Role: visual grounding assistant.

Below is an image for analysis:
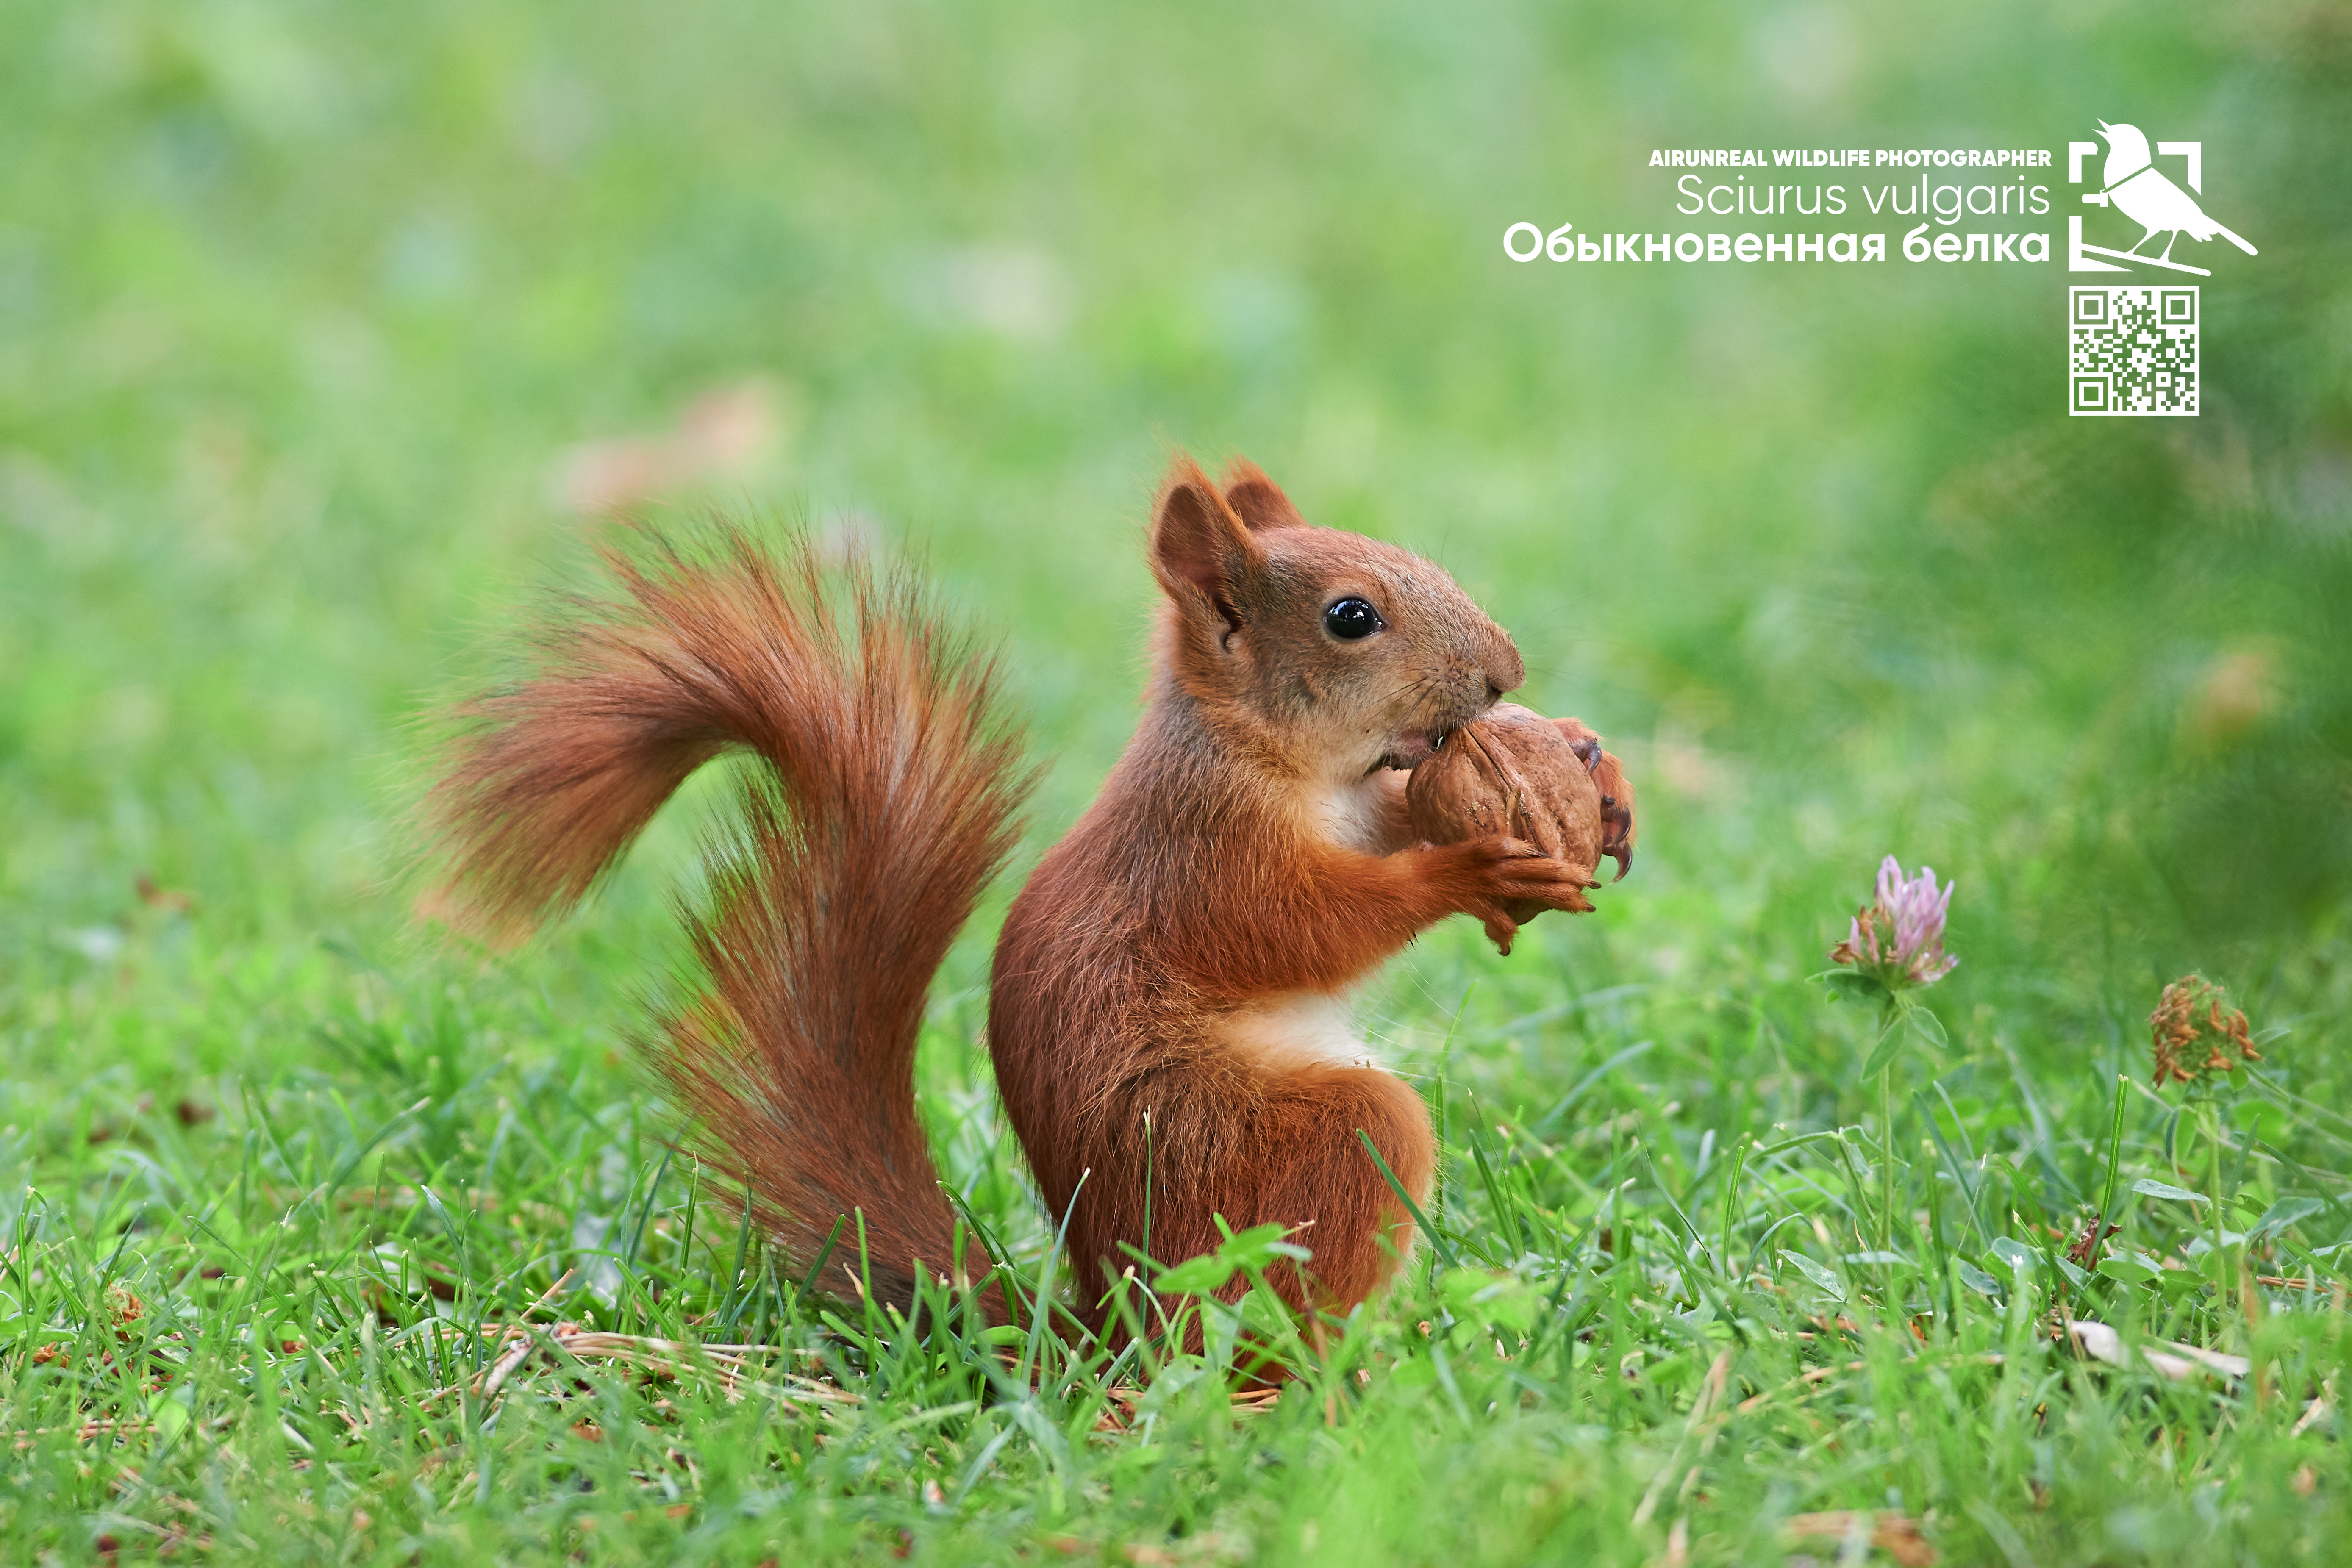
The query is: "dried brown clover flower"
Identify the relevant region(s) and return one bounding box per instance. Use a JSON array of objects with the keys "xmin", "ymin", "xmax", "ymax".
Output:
[
  {"xmin": 2149, "ymin": 975, "xmax": 2259, "ymax": 1088},
  {"xmin": 2065, "ymin": 1217, "xmax": 2119, "ymax": 1267}
]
